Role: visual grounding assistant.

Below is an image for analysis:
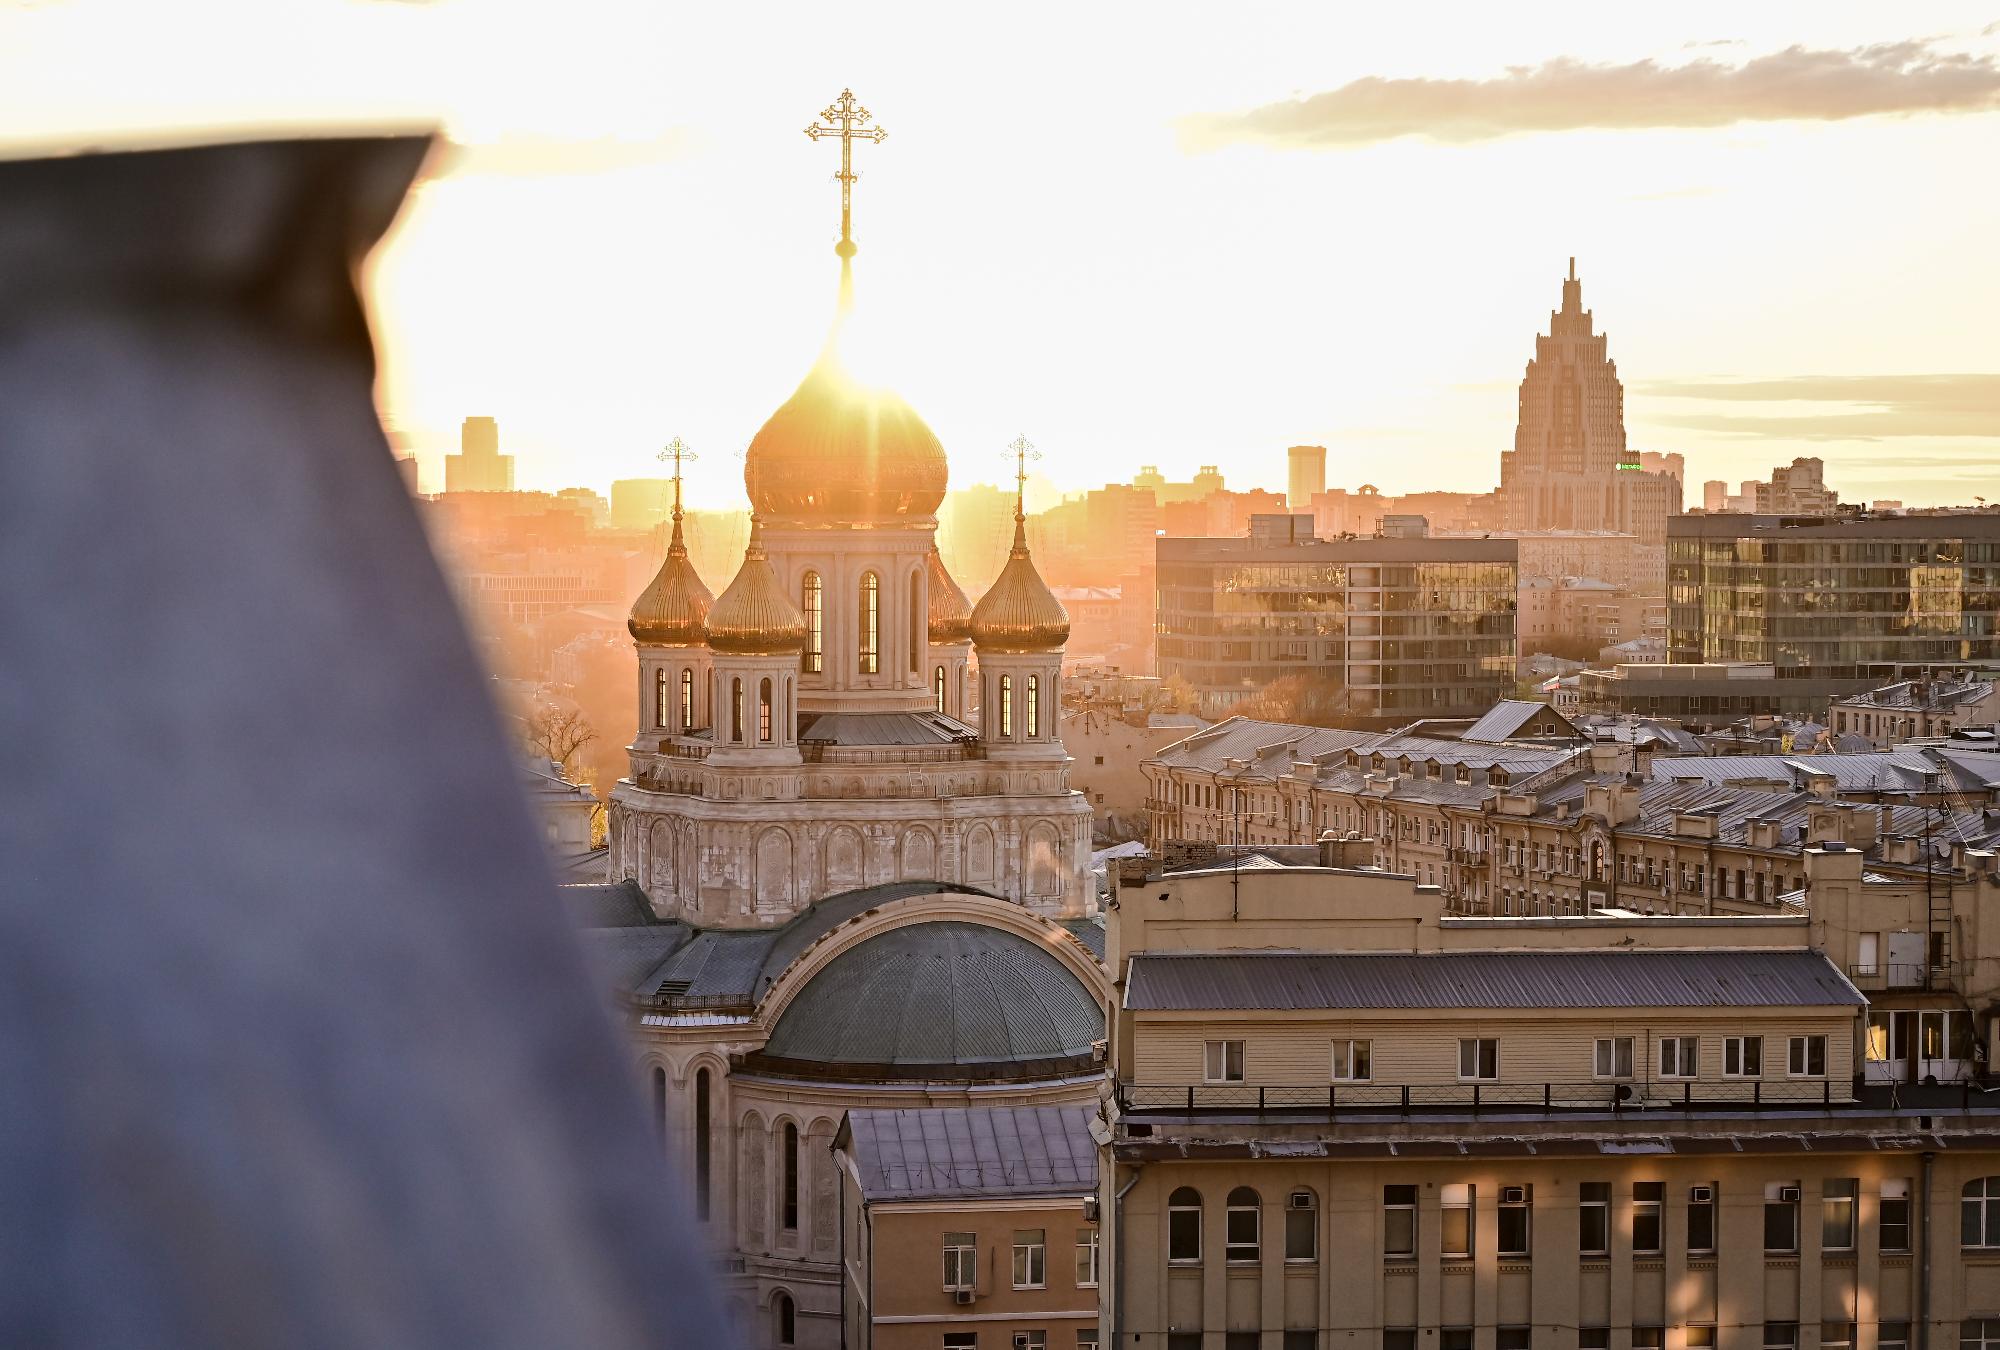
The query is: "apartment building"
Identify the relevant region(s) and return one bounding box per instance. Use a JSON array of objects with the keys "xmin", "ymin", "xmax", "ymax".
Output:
[
  {"xmin": 1830, "ymin": 681, "xmax": 2000, "ymax": 749},
  {"xmin": 1097, "ymin": 858, "xmax": 2000, "ymax": 1350},
  {"xmin": 836, "ymin": 1105, "xmax": 1100, "ymax": 1350}
]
